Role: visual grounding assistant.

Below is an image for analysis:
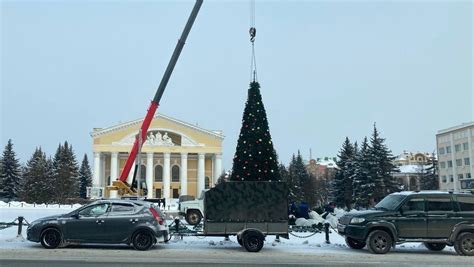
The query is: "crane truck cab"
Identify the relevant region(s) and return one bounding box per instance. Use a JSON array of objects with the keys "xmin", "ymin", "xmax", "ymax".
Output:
[{"xmin": 179, "ymin": 190, "xmax": 207, "ymax": 225}]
